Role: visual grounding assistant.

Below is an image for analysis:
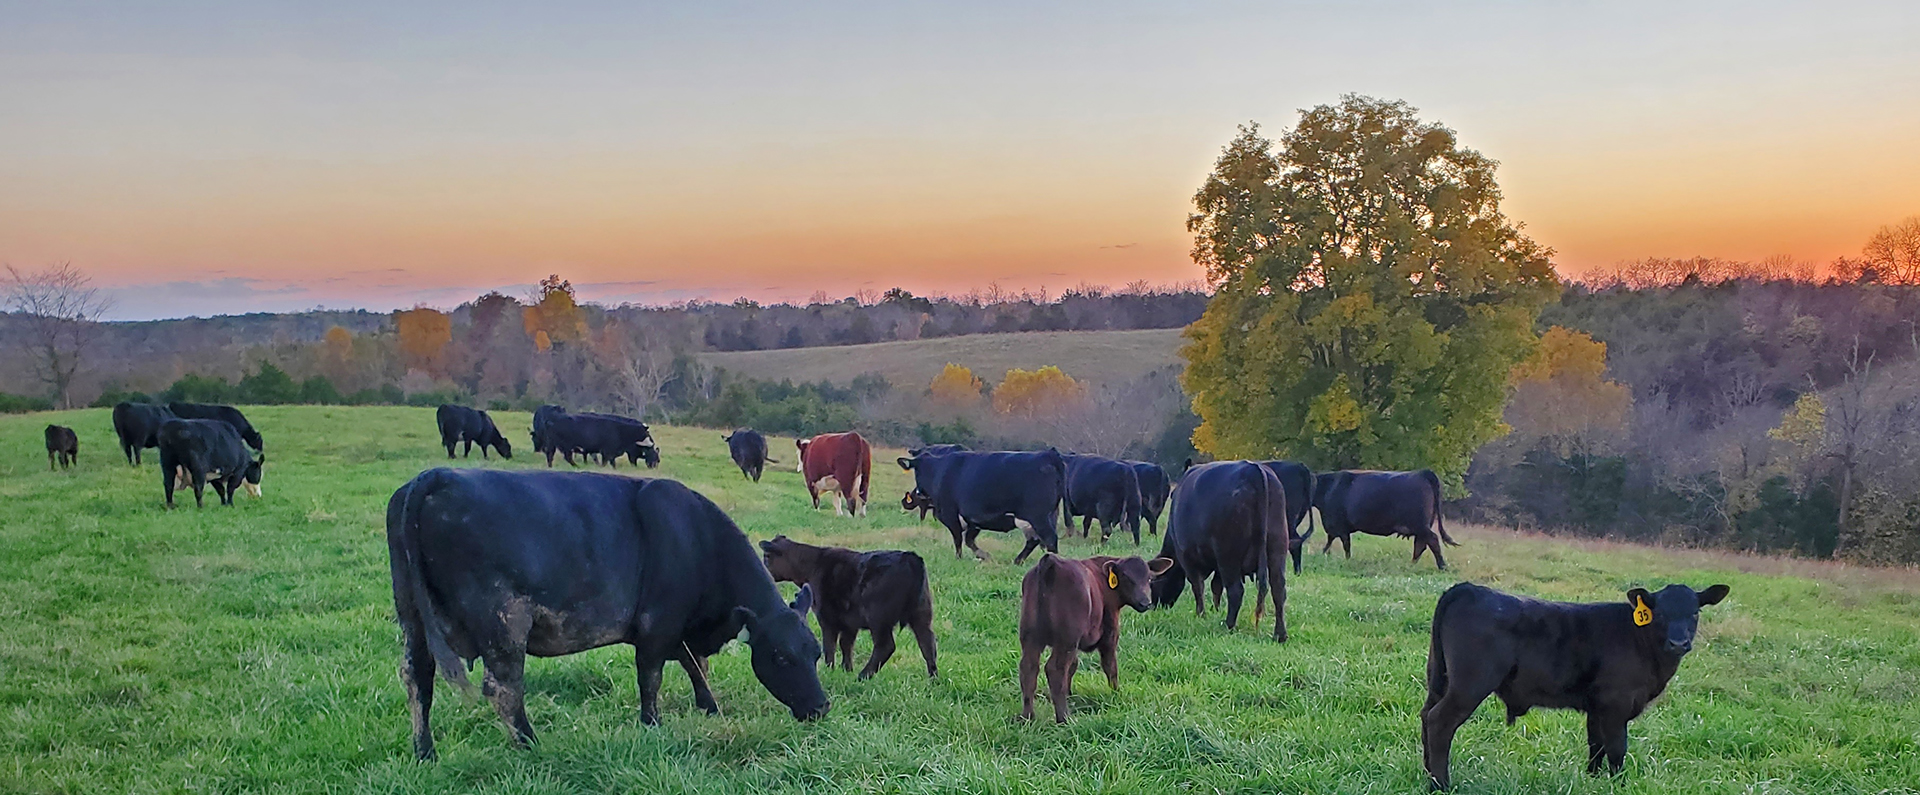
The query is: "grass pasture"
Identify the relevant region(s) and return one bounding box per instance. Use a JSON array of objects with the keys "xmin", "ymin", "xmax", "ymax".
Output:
[{"xmin": 2, "ymin": 406, "xmax": 1918, "ymax": 794}]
